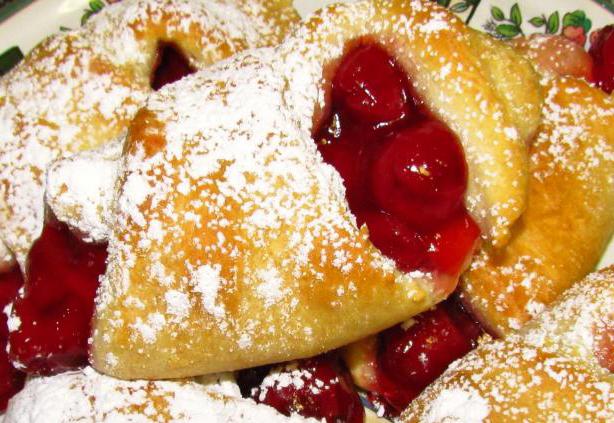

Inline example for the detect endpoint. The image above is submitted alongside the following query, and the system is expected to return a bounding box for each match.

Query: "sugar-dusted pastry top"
[90,0,539,380]
[402,265,614,422]
[46,139,123,244]
[4,367,313,422]
[0,0,299,268]
[461,76,614,335]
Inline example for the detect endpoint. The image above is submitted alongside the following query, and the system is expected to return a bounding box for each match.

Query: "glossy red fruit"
[358,210,429,272]
[426,212,481,278]
[316,128,373,211]
[589,25,614,93]
[315,42,479,278]
[151,41,196,91]
[374,298,482,415]
[252,355,364,423]
[371,121,467,228]
[0,267,25,411]
[8,219,107,375]
[333,44,411,126]
[0,266,22,309]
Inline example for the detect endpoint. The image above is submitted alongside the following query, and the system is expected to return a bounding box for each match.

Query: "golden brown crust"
[466,30,543,144]
[461,77,614,335]
[92,55,436,378]
[91,0,537,380]
[0,0,299,268]
[402,266,614,422]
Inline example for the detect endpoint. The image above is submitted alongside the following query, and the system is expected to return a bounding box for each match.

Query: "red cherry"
[0,267,25,411]
[589,25,614,94]
[314,42,478,277]
[333,44,411,126]
[316,124,374,211]
[374,298,482,415]
[426,212,481,278]
[370,121,467,228]
[252,355,364,423]
[151,41,196,91]
[358,210,429,272]
[8,219,107,375]
[0,267,22,310]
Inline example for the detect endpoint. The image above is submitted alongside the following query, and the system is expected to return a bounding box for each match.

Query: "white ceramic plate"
[0,0,612,269]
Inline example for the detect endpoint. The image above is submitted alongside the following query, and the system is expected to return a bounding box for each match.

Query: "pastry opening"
[150,41,197,91]
[235,40,487,422]
[313,40,480,280]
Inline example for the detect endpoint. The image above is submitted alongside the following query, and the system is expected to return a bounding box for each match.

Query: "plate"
[0,0,612,268]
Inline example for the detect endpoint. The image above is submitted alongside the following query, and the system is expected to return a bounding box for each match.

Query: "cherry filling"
[8,218,107,375]
[589,25,614,94]
[367,297,483,416]
[240,354,364,423]
[0,266,25,411]
[150,41,196,91]
[315,43,480,278]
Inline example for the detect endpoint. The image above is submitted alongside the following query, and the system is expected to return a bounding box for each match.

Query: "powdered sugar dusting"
[403,267,614,422]
[92,0,493,379]
[461,76,614,335]
[46,138,123,243]
[422,388,490,422]
[191,264,227,320]
[4,367,315,422]
[0,0,299,269]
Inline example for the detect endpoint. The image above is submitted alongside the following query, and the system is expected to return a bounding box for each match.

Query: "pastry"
[5,1,611,421]
[4,368,315,422]
[400,266,614,422]
[87,0,540,381]
[45,138,123,244]
[0,0,299,408]
[460,47,614,336]
[0,0,299,269]
[341,30,614,417]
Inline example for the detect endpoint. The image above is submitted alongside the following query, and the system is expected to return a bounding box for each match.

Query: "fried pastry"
[340,33,613,416]
[0,0,299,269]
[90,0,540,380]
[460,75,614,335]
[45,139,123,244]
[401,266,614,422]
[4,368,314,422]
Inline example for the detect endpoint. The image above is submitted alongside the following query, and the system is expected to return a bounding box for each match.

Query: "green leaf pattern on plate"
[468,2,597,47]
[0,45,23,76]
[431,0,605,48]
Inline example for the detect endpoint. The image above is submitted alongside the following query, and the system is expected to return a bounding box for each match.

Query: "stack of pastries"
[0,0,612,421]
